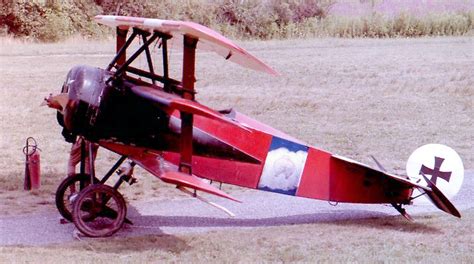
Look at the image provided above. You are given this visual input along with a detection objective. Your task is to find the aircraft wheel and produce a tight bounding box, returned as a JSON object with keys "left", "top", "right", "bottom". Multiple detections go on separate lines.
{"left": 55, "top": 173, "right": 98, "bottom": 222}
{"left": 72, "top": 184, "right": 126, "bottom": 237}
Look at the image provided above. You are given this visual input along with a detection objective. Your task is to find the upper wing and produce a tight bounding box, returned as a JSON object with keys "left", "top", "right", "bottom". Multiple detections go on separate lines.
{"left": 95, "top": 15, "right": 278, "bottom": 76}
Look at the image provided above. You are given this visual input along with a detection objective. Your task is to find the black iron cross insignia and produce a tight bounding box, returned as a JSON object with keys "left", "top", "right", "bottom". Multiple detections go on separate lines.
{"left": 419, "top": 156, "right": 452, "bottom": 185}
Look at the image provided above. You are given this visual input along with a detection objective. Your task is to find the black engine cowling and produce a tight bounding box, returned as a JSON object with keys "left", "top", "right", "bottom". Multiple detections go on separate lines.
{"left": 60, "top": 65, "right": 169, "bottom": 145}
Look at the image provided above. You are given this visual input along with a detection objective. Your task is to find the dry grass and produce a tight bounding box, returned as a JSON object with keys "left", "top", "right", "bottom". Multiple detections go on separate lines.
{"left": 1, "top": 209, "right": 472, "bottom": 263}
{"left": 0, "top": 36, "right": 473, "bottom": 263}
{"left": 0, "top": 36, "right": 472, "bottom": 214}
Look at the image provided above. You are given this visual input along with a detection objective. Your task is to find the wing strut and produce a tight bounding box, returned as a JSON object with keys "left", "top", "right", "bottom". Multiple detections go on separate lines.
{"left": 179, "top": 35, "right": 198, "bottom": 174}
{"left": 162, "top": 37, "right": 171, "bottom": 92}
{"left": 141, "top": 33, "right": 157, "bottom": 85}
{"left": 107, "top": 28, "right": 137, "bottom": 71}
{"left": 114, "top": 30, "right": 160, "bottom": 77}
{"left": 116, "top": 28, "right": 128, "bottom": 68}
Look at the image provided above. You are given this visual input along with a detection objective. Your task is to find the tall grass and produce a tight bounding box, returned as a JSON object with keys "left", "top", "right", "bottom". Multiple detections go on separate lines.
{"left": 0, "top": 0, "right": 473, "bottom": 41}
{"left": 321, "top": 11, "right": 474, "bottom": 38}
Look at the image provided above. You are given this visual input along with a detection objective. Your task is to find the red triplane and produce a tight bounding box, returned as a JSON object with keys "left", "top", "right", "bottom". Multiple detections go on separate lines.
{"left": 47, "top": 15, "right": 461, "bottom": 237}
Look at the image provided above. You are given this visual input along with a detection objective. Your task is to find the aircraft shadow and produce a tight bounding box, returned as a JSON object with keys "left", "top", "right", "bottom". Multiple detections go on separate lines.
{"left": 78, "top": 206, "right": 441, "bottom": 253}
{"left": 124, "top": 206, "right": 441, "bottom": 235}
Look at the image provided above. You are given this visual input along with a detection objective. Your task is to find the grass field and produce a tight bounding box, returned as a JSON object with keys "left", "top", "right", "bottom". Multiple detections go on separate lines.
{"left": 0, "top": 36, "right": 473, "bottom": 262}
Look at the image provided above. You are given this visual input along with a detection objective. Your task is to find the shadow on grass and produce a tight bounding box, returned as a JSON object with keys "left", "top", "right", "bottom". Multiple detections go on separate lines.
{"left": 123, "top": 206, "right": 442, "bottom": 235}
{"left": 46, "top": 211, "right": 441, "bottom": 254}
{"left": 67, "top": 209, "right": 442, "bottom": 254}
{"left": 38, "top": 206, "right": 191, "bottom": 254}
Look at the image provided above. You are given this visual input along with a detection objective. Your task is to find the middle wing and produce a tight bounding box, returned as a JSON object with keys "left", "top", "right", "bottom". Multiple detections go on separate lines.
{"left": 131, "top": 85, "right": 250, "bottom": 131}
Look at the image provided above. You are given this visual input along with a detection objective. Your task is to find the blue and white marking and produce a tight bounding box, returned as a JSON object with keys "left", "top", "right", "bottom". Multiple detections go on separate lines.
{"left": 258, "top": 137, "right": 309, "bottom": 195}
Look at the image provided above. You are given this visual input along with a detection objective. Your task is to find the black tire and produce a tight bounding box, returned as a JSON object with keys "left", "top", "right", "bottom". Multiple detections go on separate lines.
{"left": 55, "top": 173, "right": 97, "bottom": 222}
{"left": 72, "top": 184, "right": 127, "bottom": 237}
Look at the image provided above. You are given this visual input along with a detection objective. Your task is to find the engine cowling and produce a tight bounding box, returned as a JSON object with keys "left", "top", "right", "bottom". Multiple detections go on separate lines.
{"left": 60, "top": 65, "right": 169, "bottom": 144}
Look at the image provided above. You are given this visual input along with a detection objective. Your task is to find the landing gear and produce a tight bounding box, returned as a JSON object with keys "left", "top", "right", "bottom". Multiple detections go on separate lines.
{"left": 72, "top": 184, "right": 126, "bottom": 237}
{"left": 54, "top": 154, "right": 136, "bottom": 237}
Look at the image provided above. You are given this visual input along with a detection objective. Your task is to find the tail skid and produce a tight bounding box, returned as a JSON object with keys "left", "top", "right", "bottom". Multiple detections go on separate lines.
{"left": 391, "top": 203, "right": 414, "bottom": 221}
{"left": 371, "top": 154, "right": 461, "bottom": 219}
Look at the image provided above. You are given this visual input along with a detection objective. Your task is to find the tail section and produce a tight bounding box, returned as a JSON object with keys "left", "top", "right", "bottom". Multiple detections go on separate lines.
{"left": 420, "top": 173, "right": 461, "bottom": 217}
{"left": 406, "top": 144, "right": 464, "bottom": 217}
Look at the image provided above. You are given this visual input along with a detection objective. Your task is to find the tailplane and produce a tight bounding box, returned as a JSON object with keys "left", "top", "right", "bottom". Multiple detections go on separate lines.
{"left": 419, "top": 173, "right": 461, "bottom": 217}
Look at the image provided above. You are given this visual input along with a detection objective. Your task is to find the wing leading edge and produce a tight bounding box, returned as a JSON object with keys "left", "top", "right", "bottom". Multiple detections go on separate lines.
{"left": 95, "top": 15, "right": 278, "bottom": 76}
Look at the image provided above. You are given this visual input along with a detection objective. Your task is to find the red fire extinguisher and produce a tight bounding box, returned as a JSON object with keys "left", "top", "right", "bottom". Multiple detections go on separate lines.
{"left": 24, "top": 137, "right": 41, "bottom": 190}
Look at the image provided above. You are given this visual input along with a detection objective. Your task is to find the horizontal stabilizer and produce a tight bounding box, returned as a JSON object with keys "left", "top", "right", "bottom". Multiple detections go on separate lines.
{"left": 333, "top": 154, "right": 429, "bottom": 190}
{"left": 380, "top": 171, "right": 431, "bottom": 191}
{"left": 160, "top": 171, "right": 241, "bottom": 203}
{"left": 420, "top": 173, "right": 461, "bottom": 218}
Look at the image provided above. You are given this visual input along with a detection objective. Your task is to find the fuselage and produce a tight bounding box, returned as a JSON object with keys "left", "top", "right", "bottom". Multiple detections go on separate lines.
{"left": 59, "top": 65, "right": 412, "bottom": 205}
{"left": 59, "top": 65, "right": 258, "bottom": 163}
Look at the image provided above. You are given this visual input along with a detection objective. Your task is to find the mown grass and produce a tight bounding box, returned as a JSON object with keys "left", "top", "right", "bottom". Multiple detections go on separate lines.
{"left": 1, "top": 209, "right": 472, "bottom": 263}
{"left": 1, "top": 0, "right": 473, "bottom": 41}
{"left": 0, "top": 36, "right": 472, "bottom": 214}
{"left": 0, "top": 35, "right": 472, "bottom": 263}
